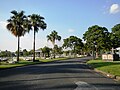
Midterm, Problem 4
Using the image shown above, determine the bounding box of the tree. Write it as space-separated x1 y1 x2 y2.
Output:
53 45 63 57
29 50 34 56
63 50 70 56
41 46 51 58
63 36 83 57
28 14 47 62
23 49 29 56
110 24 120 50
0 50 11 57
112 24 120 38
109 33 120 49
47 30 61 58
6 10 28 62
82 43 91 56
83 25 110 58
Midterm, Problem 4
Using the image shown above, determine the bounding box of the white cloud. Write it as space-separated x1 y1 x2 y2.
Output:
109 4 120 14
0 21 7 30
68 29 75 33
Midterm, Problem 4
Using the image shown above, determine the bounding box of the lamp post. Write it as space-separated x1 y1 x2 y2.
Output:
93 41 96 60
94 41 98 59
73 42 76 58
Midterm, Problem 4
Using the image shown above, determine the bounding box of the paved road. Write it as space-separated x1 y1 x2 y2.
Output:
0 57 120 90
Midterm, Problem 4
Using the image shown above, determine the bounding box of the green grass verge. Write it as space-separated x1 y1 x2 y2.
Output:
0 61 40 69
0 57 71 69
87 60 120 76
38 57 72 62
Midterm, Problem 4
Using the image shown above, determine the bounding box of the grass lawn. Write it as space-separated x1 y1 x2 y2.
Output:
0 57 71 69
87 59 120 76
39 57 72 62
0 60 40 69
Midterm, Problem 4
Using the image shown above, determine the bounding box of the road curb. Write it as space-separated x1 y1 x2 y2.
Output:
94 69 120 81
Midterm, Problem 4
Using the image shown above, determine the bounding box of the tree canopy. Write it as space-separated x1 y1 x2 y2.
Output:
63 36 83 49
83 25 110 52
63 36 83 56
47 30 61 45
112 24 120 38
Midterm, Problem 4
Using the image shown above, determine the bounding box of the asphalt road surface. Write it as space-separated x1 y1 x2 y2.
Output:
0 57 120 90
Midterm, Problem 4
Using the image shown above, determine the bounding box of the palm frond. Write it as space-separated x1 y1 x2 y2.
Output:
11 10 17 15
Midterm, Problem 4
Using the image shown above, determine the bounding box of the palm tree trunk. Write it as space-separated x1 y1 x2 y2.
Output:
17 36 20 62
33 30 35 62
53 49 55 58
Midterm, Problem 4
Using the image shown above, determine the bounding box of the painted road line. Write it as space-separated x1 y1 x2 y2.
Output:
74 81 98 90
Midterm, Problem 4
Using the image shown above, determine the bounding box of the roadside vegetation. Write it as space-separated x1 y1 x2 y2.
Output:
1 9 120 76
39 57 72 62
0 57 71 69
0 59 40 69
87 59 120 77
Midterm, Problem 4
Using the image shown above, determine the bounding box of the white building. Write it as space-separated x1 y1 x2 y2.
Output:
116 47 120 57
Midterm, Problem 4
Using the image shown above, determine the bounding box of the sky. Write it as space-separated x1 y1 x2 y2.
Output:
0 0 120 51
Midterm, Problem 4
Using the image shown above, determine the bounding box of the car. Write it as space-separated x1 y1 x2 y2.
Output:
0 57 9 62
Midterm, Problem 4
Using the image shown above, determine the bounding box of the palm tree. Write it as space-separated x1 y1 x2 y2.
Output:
47 30 61 58
28 14 47 62
6 10 28 62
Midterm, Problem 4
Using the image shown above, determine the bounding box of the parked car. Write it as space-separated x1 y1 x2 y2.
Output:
0 57 9 62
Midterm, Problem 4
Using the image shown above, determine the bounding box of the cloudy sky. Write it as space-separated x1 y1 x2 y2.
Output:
0 0 120 51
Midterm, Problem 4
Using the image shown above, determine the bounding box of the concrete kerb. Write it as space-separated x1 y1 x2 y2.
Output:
87 60 120 81
94 69 120 81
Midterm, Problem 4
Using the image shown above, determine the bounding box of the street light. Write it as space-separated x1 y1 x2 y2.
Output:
73 42 76 58
93 41 97 60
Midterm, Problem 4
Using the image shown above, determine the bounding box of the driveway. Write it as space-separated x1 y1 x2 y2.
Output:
0 57 120 90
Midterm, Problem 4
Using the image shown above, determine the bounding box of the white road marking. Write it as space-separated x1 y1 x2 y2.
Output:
74 81 98 90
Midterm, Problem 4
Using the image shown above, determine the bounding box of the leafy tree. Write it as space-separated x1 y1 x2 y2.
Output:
82 43 91 56
23 49 29 56
15 48 23 56
0 50 11 57
110 33 120 49
41 46 51 58
112 24 120 38
110 24 120 50
47 30 61 58
28 14 47 62
75 45 84 55
63 36 83 57
83 25 110 58
6 10 28 62
63 50 70 56
53 45 63 57
29 50 34 56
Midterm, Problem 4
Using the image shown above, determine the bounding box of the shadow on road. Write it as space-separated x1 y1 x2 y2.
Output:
0 57 93 78
0 57 120 90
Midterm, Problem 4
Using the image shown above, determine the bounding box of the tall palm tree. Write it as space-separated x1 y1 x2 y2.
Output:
6 10 28 62
47 30 61 58
28 14 47 62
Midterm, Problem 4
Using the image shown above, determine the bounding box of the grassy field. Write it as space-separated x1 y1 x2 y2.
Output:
39 57 71 62
0 60 40 69
87 59 120 76
0 57 70 69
